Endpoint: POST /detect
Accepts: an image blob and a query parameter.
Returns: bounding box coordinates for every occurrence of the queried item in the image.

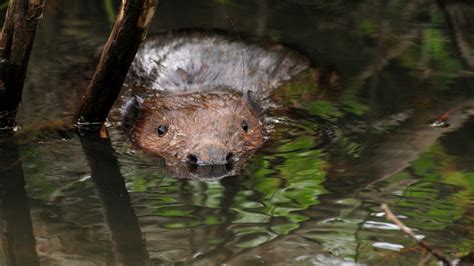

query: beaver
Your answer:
[121,31,310,178]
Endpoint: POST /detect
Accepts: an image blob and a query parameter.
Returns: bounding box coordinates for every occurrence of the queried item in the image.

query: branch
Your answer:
[436,0,474,69]
[0,0,46,132]
[381,203,452,266]
[75,0,159,130]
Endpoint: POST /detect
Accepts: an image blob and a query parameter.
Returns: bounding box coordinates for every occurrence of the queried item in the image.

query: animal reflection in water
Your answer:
[122,31,310,179]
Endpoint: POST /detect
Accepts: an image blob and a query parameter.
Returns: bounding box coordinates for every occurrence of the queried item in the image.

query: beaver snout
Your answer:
[186,141,233,166]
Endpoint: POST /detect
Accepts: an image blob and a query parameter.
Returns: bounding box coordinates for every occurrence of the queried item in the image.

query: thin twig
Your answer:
[381,203,452,266]
[417,252,432,266]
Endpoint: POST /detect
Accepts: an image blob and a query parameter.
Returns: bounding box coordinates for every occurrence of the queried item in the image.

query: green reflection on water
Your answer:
[0,2,7,10]
[360,142,474,264]
[6,0,474,263]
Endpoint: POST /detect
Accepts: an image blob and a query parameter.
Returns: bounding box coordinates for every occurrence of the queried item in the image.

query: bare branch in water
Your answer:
[0,0,46,132]
[381,203,453,266]
[75,0,159,131]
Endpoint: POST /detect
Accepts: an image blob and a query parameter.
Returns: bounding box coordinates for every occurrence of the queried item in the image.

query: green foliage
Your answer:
[335,135,362,158]
[306,100,343,122]
[214,0,230,5]
[0,0,8,10]
[360,18,376,35]
[424,27,462,89]
[20,145,57,199]
[103,0,116,25]
[341,95,369,116]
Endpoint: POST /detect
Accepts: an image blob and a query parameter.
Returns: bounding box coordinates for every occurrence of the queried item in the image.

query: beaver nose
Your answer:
[187,143,233,165]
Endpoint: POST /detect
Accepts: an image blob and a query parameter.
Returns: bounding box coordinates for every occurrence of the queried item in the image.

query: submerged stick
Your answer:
[381,204,452,266]
[75,0,159,130]
[0,0,46,132]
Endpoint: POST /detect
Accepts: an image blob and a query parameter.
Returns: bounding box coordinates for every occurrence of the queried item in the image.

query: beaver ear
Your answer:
[176,68,192,84]
[122,96,144,132]
[123,95,144,113]
[244,90,262,114]
[135,95,145,107]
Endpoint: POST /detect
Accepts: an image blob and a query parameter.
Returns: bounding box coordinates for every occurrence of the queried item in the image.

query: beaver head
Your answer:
[123,91,264,167]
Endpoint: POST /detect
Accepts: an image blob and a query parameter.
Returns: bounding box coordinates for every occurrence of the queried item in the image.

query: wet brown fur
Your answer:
[123,31,310,169]
[131,92,264,164]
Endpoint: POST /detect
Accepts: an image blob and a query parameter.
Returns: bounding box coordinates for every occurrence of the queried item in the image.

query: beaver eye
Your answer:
[156,125,168,137]
[241,120,249,132]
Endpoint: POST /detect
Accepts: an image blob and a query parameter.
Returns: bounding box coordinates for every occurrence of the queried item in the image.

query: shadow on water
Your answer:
[78,132,154,265]
[0,139,39,266]
[0,132,157,265]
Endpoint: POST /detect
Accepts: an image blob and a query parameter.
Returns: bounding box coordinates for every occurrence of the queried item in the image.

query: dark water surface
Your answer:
[1,0,474,265]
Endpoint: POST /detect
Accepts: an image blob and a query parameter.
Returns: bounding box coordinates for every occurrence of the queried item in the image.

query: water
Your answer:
[1,0,474,265]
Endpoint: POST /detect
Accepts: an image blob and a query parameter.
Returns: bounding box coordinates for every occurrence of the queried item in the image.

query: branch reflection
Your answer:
[79,131,153,265]
[0,139,39,266]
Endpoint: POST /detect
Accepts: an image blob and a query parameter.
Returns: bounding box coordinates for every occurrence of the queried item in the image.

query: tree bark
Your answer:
[75,0,159,130]
[0,0,46,132]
